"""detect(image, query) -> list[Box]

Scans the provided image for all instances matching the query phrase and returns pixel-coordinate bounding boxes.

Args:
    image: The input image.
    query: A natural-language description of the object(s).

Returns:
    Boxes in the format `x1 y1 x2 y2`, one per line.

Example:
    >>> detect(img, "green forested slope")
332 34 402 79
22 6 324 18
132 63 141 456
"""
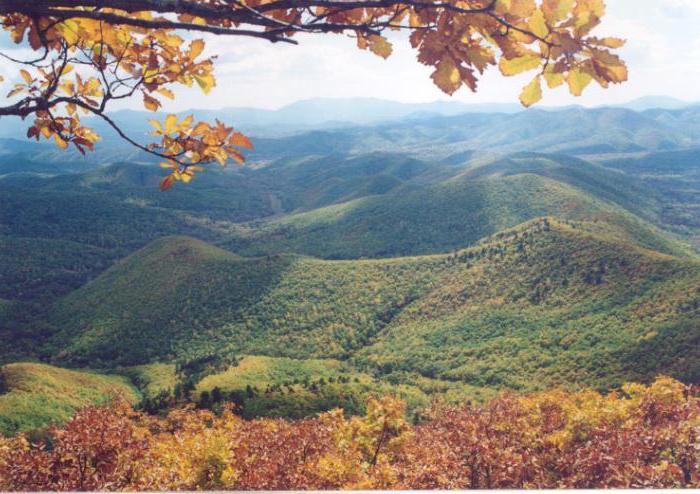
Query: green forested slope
0 362 139 435
42 219 699 392
1 152 693 306
353 220 700 390
227 170 691 259
45 235 442 366
0 236 111 301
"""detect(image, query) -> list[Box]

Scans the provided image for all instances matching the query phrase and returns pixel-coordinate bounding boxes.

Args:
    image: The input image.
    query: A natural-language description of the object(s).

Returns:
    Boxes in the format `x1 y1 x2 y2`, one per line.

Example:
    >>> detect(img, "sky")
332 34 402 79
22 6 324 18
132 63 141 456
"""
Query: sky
0 0 698 111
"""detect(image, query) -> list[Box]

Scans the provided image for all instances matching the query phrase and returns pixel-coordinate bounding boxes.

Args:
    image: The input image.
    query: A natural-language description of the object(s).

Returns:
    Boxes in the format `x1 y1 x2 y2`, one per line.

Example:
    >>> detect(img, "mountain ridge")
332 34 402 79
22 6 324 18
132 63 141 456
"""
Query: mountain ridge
33 218 699 394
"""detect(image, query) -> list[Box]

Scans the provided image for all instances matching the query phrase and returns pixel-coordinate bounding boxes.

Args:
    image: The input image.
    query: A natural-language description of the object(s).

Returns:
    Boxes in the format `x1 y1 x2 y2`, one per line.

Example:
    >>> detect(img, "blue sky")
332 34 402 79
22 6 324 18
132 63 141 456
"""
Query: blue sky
0 0 698 110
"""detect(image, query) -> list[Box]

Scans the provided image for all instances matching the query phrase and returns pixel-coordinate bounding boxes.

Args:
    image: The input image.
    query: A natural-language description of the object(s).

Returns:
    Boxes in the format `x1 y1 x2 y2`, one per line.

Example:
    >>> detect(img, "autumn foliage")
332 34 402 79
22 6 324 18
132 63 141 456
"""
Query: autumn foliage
0 0 627 189
1 376 698 490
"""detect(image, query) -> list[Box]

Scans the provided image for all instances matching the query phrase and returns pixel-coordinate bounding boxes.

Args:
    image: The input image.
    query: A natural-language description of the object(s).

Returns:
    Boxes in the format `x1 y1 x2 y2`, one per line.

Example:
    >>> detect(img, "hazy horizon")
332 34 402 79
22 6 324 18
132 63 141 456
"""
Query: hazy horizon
100 94 695 115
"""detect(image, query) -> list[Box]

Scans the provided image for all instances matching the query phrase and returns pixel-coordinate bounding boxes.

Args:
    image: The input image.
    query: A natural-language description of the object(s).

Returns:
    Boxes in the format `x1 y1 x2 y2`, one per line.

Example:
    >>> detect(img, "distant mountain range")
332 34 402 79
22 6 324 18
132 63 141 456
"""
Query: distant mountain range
613 96 694 112
1 99 699 171
0 96 695 144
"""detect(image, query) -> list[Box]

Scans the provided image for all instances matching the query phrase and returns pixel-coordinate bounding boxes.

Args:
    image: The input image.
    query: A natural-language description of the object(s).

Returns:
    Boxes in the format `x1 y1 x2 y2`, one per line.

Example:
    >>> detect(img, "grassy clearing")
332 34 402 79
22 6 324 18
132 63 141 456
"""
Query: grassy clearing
0 362 140 436
119 362 178 399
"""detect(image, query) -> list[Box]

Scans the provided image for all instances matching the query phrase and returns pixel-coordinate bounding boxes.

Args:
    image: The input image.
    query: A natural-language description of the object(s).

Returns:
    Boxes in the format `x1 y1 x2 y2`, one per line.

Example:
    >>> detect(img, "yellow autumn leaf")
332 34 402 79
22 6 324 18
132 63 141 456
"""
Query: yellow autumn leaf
149 119 163 132
528 9 549 39
209 147 228 166
573 0 604 34
190 39 205 59
494 0 512 15
520 76 542 107
567 67 593 96
19 69 32 84
230 132 253 149
543 67 565 88
157 88 175 100
499 54 541 76
368 35 393 59
605 61 628 83
53 133 68 150
597 37 626 49
57 20 80 45
542 0 574 24
179 115 194 131
192 122 210 136
505 0 536 18
431 57 461 95
143 94 161 112
162 34 183 48
60 81 75 95
165 114 178 134
194 74 215 94
593 58 628 84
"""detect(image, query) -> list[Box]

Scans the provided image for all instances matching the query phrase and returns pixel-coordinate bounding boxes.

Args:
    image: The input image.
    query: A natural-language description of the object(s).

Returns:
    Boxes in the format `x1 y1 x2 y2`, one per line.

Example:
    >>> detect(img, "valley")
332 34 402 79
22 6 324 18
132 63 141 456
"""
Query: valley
0 100 699 435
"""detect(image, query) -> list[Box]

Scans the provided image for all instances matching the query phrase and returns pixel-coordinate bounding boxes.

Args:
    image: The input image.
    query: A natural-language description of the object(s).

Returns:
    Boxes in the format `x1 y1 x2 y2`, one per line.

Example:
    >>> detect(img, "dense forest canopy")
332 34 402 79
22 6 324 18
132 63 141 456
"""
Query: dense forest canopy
0 0 627 188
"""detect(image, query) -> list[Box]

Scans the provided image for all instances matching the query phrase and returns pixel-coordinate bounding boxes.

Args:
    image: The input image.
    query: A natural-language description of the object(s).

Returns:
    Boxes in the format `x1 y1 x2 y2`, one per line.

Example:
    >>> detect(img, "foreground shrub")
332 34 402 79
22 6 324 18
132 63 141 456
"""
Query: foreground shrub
0 377 698 490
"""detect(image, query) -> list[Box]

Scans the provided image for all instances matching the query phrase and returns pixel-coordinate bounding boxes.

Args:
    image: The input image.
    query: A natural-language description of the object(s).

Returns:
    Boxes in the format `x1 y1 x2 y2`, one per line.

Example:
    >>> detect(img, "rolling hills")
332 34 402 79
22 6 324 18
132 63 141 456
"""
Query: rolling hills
226 155 692 259
39 219 699 395
0 101 698 432
2 103 700 173
592 148 700 242
43 235 440 365
4 147 694 306
249 106 700 161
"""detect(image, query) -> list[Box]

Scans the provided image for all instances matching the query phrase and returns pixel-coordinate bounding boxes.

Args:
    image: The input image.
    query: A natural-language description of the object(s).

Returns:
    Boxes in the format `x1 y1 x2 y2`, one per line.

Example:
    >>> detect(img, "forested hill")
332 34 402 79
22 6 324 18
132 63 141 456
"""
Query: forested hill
32 219 699 392
224 155 691 259
1 148 695 304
